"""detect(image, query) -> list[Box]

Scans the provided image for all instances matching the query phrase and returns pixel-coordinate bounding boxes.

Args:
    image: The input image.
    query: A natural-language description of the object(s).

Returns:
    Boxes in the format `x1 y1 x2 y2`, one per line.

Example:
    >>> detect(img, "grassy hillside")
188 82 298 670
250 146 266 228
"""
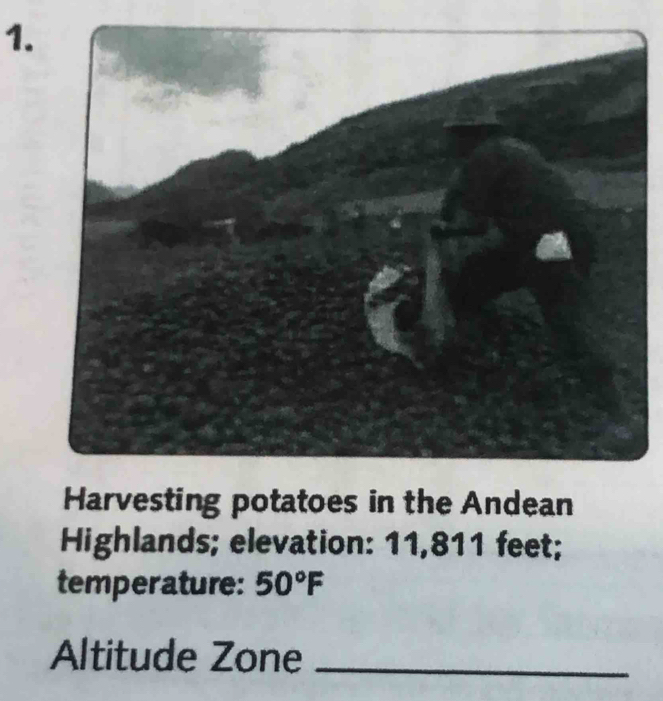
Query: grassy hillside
111 184 140 199
85 179 118 205
90 149 260 224
88 47 645 225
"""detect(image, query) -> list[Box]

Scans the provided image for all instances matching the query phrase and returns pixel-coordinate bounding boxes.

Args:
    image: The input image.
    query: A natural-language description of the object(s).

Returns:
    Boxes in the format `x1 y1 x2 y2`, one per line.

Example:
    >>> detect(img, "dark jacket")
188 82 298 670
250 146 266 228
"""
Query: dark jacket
438 137 595 273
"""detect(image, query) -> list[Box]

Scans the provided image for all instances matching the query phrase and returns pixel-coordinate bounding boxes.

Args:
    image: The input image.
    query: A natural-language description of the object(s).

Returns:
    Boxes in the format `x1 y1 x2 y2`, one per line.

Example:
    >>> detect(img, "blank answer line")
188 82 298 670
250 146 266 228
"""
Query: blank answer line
315 667 629 678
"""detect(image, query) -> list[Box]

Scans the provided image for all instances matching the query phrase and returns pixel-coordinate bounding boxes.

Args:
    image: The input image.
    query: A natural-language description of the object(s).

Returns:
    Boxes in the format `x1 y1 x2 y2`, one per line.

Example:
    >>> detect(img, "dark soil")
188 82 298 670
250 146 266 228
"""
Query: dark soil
70 208 647 459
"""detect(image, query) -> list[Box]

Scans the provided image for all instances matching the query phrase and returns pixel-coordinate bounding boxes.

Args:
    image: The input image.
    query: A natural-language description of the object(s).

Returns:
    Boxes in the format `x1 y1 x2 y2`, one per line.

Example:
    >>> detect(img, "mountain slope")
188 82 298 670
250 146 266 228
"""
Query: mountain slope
88 46 646 224
111 185 140 199
85 179 117 205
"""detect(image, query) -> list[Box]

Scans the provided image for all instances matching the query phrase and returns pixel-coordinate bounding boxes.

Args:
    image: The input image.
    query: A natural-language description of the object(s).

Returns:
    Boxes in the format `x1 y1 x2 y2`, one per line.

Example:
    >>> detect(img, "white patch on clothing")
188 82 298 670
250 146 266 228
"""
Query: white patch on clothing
535 231 573 261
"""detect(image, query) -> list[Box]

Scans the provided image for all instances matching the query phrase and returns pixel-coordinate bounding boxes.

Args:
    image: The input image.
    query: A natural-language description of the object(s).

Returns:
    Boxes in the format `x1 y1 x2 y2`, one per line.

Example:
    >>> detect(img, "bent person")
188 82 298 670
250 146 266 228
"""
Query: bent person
372 92 633 443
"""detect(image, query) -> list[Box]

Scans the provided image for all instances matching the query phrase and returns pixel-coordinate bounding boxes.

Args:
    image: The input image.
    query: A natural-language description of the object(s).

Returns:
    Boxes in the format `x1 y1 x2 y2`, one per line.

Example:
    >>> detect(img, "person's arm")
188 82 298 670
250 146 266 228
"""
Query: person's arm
430 165 489 239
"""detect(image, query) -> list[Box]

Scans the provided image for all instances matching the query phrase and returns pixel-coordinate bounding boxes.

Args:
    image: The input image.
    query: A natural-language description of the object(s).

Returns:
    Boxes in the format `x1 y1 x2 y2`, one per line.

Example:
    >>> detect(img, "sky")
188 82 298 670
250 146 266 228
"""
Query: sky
86 29 643 189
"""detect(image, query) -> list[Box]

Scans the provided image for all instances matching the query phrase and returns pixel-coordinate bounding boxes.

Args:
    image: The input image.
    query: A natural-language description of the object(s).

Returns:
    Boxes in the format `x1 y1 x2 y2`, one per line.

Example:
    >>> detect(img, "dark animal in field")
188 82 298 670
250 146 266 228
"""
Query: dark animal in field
255 221 314 241
137 219 190 248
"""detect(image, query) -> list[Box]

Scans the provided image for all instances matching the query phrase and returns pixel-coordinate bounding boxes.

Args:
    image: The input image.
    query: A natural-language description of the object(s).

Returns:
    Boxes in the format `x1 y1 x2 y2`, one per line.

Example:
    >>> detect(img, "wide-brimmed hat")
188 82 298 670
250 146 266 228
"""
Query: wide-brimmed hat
443 92 501 128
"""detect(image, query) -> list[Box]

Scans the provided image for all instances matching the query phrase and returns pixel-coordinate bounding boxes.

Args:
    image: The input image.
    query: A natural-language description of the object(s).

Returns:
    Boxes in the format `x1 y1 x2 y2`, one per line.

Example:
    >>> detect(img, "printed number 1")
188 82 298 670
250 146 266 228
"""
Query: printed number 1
6 24 31 52
6 24 21 50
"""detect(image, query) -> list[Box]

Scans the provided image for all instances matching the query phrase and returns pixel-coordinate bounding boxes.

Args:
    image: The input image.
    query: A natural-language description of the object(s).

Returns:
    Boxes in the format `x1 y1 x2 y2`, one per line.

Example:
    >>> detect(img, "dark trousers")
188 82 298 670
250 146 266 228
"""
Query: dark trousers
448 247 621 411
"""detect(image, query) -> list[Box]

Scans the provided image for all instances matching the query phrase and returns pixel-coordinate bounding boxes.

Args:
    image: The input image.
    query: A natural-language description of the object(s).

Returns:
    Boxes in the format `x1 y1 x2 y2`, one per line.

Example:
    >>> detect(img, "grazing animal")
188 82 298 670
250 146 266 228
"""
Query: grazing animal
255 221 313 241
137 219 189 248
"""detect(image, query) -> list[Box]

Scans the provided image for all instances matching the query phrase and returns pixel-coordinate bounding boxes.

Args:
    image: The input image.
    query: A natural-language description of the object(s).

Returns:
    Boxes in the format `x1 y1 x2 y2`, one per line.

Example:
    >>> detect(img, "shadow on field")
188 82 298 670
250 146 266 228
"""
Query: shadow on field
70 209 646 459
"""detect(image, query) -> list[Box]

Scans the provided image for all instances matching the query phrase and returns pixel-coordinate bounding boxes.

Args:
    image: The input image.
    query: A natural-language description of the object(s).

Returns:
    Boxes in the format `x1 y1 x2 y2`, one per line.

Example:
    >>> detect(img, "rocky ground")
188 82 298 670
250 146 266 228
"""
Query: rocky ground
70 206 647 459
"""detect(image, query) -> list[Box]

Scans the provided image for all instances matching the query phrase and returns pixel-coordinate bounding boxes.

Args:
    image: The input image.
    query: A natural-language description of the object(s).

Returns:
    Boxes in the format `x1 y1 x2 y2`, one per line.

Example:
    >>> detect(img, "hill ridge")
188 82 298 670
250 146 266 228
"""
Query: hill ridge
88 46 645 226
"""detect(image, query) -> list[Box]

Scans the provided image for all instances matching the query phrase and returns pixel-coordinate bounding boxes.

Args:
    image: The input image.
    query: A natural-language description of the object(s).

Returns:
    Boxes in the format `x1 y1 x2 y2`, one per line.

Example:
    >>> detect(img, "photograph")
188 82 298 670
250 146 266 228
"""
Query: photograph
70 28 647 459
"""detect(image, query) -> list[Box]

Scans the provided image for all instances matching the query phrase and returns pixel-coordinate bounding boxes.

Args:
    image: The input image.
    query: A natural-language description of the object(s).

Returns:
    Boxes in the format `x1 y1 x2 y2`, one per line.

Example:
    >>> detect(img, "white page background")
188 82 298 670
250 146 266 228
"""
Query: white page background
0 1 661 700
